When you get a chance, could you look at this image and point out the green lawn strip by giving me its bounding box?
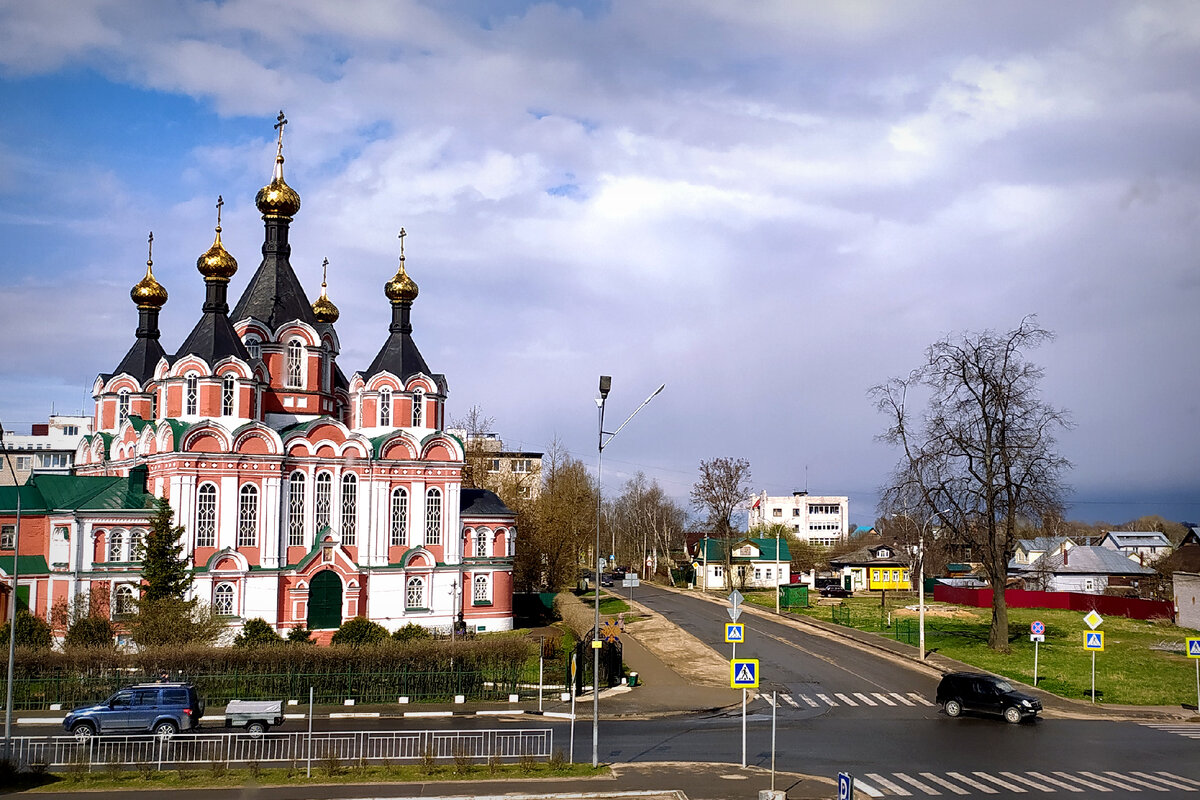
[745,592,1196,706]
[599,597,631,616]
[12,761,604,792]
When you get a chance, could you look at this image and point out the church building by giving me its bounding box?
[0,114,516,640]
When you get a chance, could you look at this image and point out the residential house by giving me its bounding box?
[687,535,791,590]
[1022,546,1155,594]
[828,543,912,592]
[1098,531,1173,565]
[747,490,849,546]
[0,415,93,486]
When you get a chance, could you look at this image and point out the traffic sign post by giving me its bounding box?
[1084,630,1104,702]
[731,658,758,768]
[838,771,855,800]
[1031,621,1045,686]
[1188,638,1200,711]
[569,653,577,762]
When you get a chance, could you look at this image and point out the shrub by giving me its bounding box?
[234,618,282,648]
[331,616,388,646]
[287,626,314,644]
[393,622,432,643]
[0,611,51,650]
[64,616,115,650]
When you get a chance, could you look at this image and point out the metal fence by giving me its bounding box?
[6,728,554,772]
[830,604,917,645]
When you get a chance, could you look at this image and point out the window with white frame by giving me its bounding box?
[114,584,135,616]
[108,529,126,562]
[486,459,500,473]
[244,337,260,360]
[185,373,199,415]
[40,453,68,469]
[63,426,78,436]
[511,459,531,473]
[390,487,408,546]
[288,472,306,546]
[425,488,442,545]
[473,573,489,604]
[379,388,392,426]
[475,529,489,558]
[341,473,357,545]
[213,583,235,616]
[222,374,235,416]
[195,483,217,547]
[411,389,423,427]
[405,576,424,609]
[0,525,13,549]
[118,389,130,425]
[286,339,303,388]
[129,529,144,561]
[15,455,31,471]
[237,484,258,547]
[314,471,332,532]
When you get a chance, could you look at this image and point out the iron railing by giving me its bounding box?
[6,728,554,772]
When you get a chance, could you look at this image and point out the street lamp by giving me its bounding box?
[914,508,949,662]
[0,423,22,758]
[593,376,664,769]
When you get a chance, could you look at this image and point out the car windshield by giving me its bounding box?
[992,679,1014,692]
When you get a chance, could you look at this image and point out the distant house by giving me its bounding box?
[1011,536,1073,567]
[1098,531,1173,564]
[829,543,911,592]
[686,535,791,590]
[1024,546,1155,594]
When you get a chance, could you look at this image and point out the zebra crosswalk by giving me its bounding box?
[850,770,1200,797]
[1141,723,1200,739]
[763,691,934,709]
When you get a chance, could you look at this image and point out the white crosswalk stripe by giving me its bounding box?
[834,692,858,706]
[817,693,837,706]
[907,692,935,705]
[890,692,916,705]
[854,692,879,706]
[764,695,776,707]
[781,693,799,707]
[801,693,819,707]
[1142,722,1200,739]
[874,692,897,706]
[843,771,1200,796]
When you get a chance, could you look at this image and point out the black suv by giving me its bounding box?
[936,672,1041,723]
[63,683,204,738]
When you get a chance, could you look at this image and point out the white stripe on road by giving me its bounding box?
[920,773,971,795]
[865,773,911,796]
[1052,771,1112,792]
[764,695,776,707]
[1159,772,1200,789]
[853,778,883,798]
[945,771,998,793]
[973,771,1026,792]
[999,771,1056,792]
[817,693,837,706]
[834,693,858,706]
[781,694,800,707]
[1132,772,1200,791]
[1104,771,1169,791]
[329,712,381,719]
[907,692,934,705]
[1079,771,1144,791]
[892,772,940,794]
[874,693,897,706]
[1026,772,1084,792]
[801,694,819,707]
[890,692,916,706]
[853,692,879,706]
[476,710,525,716]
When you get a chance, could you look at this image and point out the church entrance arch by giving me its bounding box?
[307,570,343,630]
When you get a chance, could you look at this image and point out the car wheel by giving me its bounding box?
[154,720,179,738]
[246,721,267,737]
[1004,706,1023,724]
[944,699,962,717]
[71,722,97,740]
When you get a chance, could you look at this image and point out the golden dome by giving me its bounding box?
[197,196,238,281]
[385,228,419,303]
[312,258,340,323]
[131,232,168,308]
[255,111,301,218]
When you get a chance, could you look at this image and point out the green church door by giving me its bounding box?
[307,570,343,630]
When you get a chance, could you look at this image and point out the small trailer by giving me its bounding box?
[223,700,284,736]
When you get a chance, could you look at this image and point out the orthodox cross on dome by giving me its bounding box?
[215,195,224,230]
[274,111,288,155]
[147,231,154,266]
[321,257,329,287]
[398,227,406,260]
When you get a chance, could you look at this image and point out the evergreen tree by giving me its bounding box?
[138,497,191,602]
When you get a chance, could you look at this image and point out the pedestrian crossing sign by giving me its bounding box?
[725,623,745,643]
[1188,638,1200,658]
[1085,631,1104,651]
[731,658,759,688]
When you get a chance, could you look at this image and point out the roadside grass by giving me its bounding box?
[599,596,631,616]
[742,591,1198,707]
[11,760,604,792]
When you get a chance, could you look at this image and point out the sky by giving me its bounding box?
[0,0,1197,528]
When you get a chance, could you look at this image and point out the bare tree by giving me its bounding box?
[690,457,753,590]
[451,405,497,490]
[610,473,687,580]
[871,317,1071,652]
[513,439,596,592]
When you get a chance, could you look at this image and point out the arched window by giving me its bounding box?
[238,484,258,548]
[405,576,424,609]
[118,389,130,426]
[473,573,489,604]
[185,373,199,416]
[341,473,357,546]
[475,529,489,558]
[390,487,408,546]
[411,389,424,427]
[378,388,392,426]
[150,389,158,420]
[108,529,126,562]
[213,583,235,616]
[425,488,442,545]
[244,337,260,360]
[314,472,332,532]
[286,340,303,388]
[114,584,135,616]
[288,472,306,546]
[196,483,217,547]
[129,529,144,561]
[222,374,236,416]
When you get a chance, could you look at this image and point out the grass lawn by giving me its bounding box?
[742,591,1198,707]
[8,760,605,792]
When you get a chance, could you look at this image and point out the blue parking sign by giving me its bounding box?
[838,772,854,800]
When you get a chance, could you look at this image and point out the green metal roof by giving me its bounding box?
[0,474,156,514]
[695,537,791,563]
[0,555,50,576]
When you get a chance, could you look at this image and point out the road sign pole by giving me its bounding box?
[1091,650,1096,703]
[1033,640,1039,687]
[741,687,747,768]
[1195,657,1198,712]
[771,690,777,792]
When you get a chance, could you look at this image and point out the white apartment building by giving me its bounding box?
[748,490,849,546]
[0,415,93,486]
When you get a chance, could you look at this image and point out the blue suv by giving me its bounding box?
[63,683,203,738]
